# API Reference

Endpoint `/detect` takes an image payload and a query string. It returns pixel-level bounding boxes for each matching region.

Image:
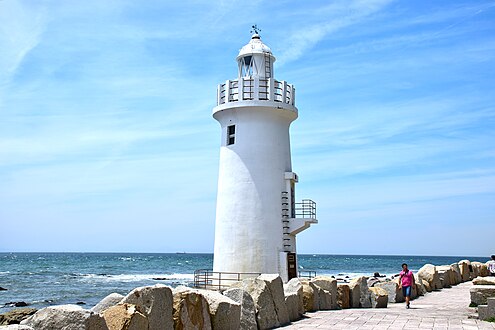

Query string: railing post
[238,77,244,101]
[268,78,274,101]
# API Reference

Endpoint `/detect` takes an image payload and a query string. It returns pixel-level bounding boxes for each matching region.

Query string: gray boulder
[21,305,104,330]
[337,284,350,309]
[470,285,495,306]
[299,279,319,312]
[418,264,441,290]
[196,289,241,330]
[101,303,149,329]
[436,266,452,288]
[450,263,462,285]
[0,308,37,326]
[473,276,495,285]
[348,280,361,308]
[91,293,124,314]
[120,284,173,330]
[349,276,371,308]
[369,287,388,308]
[223,288,257,330]
[311,276,338,310]
[375,281,404,303]
[231,278,278,330]
[283,278,304,321]
[458,260,471,282]
[258,274,290,325]
[172,288,211,330]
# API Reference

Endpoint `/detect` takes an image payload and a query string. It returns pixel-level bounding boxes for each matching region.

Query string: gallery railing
[193,269,261,291]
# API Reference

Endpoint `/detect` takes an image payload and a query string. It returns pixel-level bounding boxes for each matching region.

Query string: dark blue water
[0,253,487,311]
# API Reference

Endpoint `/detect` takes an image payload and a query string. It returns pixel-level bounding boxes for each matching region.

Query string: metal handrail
[193,269,261,291]
[294,199,316,219]
[299,270,317,279]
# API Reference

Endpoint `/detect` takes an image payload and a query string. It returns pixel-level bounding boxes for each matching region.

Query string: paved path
[282,282,495,329]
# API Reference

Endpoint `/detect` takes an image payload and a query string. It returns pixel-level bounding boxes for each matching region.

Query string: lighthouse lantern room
[212,32,317,283]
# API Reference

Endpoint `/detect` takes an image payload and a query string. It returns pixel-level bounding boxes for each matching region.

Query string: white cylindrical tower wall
[212,105,296,274]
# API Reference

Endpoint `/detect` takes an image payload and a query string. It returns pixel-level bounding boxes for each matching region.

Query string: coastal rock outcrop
[283,278,304,321]
[348,280,361,308]
[417,264,441,290]
[172,289,211,330]
[120,284,173,330]
[349,276,371,308]
[223,288,257,330]
[91,293,124,314]
[21,304,103,330]
[337,284,350,309]
[231,277,279,329]
[0,308,37,325]
[311,276,338,310]
[369,287,388,308]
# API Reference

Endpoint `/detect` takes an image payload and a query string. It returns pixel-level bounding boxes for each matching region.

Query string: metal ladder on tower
[281,191,291,252]
[264,52,271,78]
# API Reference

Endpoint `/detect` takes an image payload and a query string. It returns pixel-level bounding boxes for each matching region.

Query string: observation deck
[213,77,297,114]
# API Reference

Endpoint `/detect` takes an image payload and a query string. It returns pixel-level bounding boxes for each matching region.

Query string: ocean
[0,253,488,312]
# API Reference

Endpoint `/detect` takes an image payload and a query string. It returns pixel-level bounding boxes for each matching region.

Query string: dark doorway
[287,252,297,280]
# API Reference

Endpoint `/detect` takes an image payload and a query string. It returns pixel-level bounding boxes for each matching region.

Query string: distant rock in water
[75,302,86,305]
[152,277,167,281]
[3,302,29,308]
[0,287,7,291]
[0,307,37,325]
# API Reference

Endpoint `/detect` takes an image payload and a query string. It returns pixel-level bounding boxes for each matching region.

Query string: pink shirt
[400,270,414,287]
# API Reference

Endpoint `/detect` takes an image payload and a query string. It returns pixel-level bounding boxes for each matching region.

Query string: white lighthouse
[212,32,317,283]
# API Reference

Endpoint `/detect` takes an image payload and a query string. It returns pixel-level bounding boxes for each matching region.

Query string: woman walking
[398,263,415,309]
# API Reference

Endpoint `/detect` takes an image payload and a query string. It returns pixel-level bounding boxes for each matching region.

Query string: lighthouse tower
[212,33,317,282]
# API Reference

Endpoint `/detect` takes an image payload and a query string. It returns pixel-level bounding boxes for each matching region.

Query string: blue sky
[1,0,494,256]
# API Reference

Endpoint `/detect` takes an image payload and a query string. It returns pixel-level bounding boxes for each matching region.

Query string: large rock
[311,276,338,310]
[348,280,361,308]
[91,293,125,314]
[436,266,452,288]
[283,278,304,322]
[337,284,350,309]
[375,281,404,303]
[349,277,371,308]
[172,289,211,330]
[0,309,37,325]
[101,303,148,330]
[231,278,278,329]
[120,284,173,330]
[470,285,495,306]
[299,279,319,312]
[414,276,427,296]
[196,289,240,330]
[480,263,489,277]
[369,287,388,308]
[422,279,432,292]
[21,305,103,330]
[450,263,462,285]
[473,277,495,285]
[223,288,257,330]
[417,264,441,290]
[458,260,471,282]
[257,274,290,325]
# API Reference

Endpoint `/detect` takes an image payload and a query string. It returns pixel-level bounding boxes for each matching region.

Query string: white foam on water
[77,273,194,283]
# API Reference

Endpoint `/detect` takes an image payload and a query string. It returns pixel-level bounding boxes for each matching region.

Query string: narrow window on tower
[227,125,236,145]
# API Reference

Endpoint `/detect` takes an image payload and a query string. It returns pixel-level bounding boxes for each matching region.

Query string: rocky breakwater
[1,259,491,329]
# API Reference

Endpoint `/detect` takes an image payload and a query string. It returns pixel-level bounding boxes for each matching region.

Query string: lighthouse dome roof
[237,34,274,60]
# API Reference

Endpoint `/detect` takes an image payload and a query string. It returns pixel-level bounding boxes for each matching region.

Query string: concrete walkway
[282,282,495,329]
